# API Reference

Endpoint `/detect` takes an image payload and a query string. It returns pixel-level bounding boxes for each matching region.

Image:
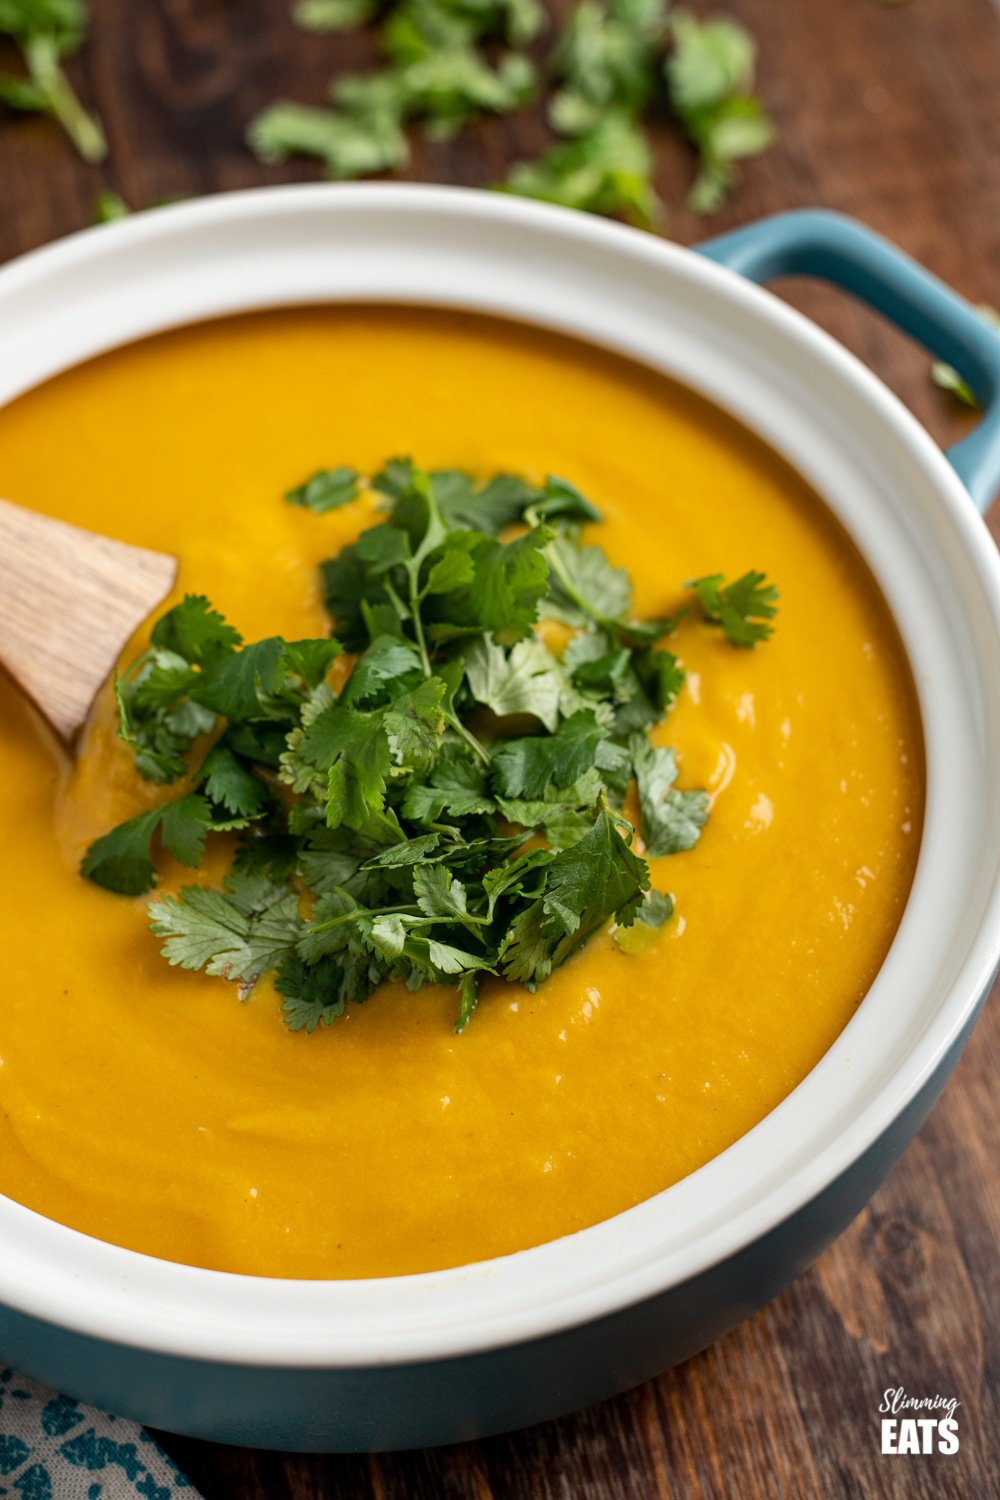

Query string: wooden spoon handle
[0,497,178,745]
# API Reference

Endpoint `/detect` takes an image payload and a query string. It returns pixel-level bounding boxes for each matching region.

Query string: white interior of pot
[0,185,997,1368]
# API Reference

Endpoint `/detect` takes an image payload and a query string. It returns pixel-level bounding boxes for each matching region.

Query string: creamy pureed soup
[0,308,923,1278]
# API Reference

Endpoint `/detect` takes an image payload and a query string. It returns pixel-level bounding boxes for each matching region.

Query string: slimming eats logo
[880,1387,960,1455]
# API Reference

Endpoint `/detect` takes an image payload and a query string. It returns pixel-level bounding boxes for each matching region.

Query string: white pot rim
[0,183,997,1369]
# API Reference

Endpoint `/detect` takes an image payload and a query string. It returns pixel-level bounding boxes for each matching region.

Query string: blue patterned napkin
[0,1368,198,1500]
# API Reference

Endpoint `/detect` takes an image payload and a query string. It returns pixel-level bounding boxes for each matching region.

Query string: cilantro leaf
[634,647,685,714]
[150,594,242,668]
[307,706,393,827]
[548,0,667,136]
[613,886,673,951]
[93,190,130,223]
[0,70,45,108]
[463,634,564,730]
[504,111,660,229]
[150,881,301,991]
[436,470,541,532]
[250,0,540,180]
[667,14,775,214]
[195,742,272,819]
[688,570,779,646]
[81,806,168,896]
[81,793,213,895]
[0,0,105,161]
[341,635,424,706]
[423,937,492,975]
[413,863,470,919]
[282,638,343,688]
[492,710,608,799]
[248,100,408,179]
[321,541,391,651]
[630,735,709,856]
[424,547,475,595]
[496,768,606,850]
[159,794,215,867]
[278,969,347,1032]
[424,527,551,644]
[285,465,361,513]
[668,12,755,112]
[543,802,648,943]
[293,0,375,31]
[149,886,253,973]
[361,832,442,868]
[193,637,288,720]
[531,474,603,524]
[276,948,383,1030]
[114,664,214,786]
[402,742,495,821]
[544,529,633,626]
[382,676,448,766]
[501,804,647,983]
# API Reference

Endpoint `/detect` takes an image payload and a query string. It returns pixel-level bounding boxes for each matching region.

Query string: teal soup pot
[0,187,997,1451]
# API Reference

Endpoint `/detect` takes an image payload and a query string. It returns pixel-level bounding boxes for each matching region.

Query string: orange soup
[0,308,922,1277]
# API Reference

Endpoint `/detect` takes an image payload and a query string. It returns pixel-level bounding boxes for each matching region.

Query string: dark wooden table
[2,1,997,1495]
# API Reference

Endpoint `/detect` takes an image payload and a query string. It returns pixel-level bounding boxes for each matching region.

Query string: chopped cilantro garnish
[687,570,779,647]
[286,465,361,513]
[82,459,777,1032]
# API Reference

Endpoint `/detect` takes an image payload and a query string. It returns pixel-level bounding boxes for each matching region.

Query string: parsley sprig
[82,459,777,1033]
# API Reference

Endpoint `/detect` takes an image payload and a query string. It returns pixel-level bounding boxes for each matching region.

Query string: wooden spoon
[0,497,178,746]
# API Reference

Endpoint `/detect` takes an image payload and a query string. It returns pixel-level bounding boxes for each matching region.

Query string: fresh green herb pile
[81,460,777,1033]
[249,0,774,225]
[0,0,104,161]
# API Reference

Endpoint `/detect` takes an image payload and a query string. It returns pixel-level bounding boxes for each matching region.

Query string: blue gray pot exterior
[0,987,988,1453]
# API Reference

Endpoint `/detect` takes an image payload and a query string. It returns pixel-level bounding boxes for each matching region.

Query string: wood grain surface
[1,0,997,1495]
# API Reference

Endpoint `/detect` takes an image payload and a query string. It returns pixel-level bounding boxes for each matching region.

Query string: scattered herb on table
[248,0,774,222]
[665,12,775,213]
[94,188,128,222]
[930,304,1000,410]
[92,190,189,224]
[249,0,542,180]
[504,1,772,222]
[0,0,105,162]
[503,109,660,227]
[82,460,777,1033]
[545,0,668,137]
[294,0,378,28]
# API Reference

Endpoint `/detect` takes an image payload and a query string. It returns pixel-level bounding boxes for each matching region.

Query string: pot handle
[698,210,1000,514]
